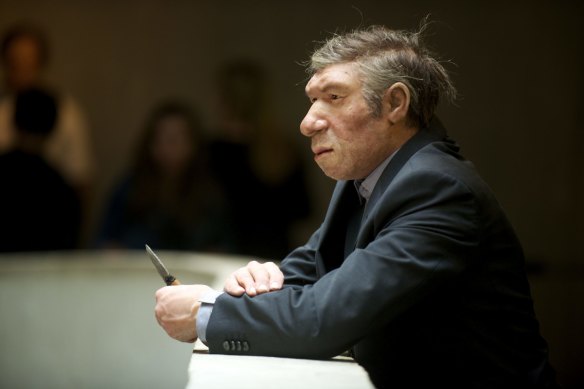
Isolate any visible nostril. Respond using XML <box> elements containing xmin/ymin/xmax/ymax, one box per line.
<box><xmin>315</xmin><ymin>119</ymin><xmax>327</xmax><ymax>130</ymax></box>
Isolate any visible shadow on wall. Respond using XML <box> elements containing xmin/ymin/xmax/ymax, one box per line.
<box><xmin>207</xmin><ymin>59</ymin><xmax>311</xmax><ymax>259</ymax></box>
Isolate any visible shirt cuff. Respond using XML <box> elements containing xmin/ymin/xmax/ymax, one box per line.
<box><xmin>196</xmin><ymin>289</ymin><xmax>223</xmax><ymax>345</ymax></box>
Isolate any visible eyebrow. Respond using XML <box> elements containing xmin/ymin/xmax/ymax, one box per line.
<box><xmin>305</xmin><ymin>81</ymin><xmax>350</xmax><ymax>98</ymax></box>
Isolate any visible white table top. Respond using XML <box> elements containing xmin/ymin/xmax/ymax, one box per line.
<box><xmin>187</xmin><ymin>344</ymin><xmax>374</xmax><ymax>389</ymax></box>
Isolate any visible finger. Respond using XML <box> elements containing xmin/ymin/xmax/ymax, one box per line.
<box><xmin>155</xmin><ymin>286</ymin><xmax>168</xmax><ymax>301</ymax></box>
<box><xmin>154</xmin><ymin>305</ymin><xmax>163</xmax><ymax>326</ymax></box>
<box><xmin>264</xmin><ymin>262</ymin><xmax>284</xmax><ymax>290</ymax></box>
<box><xmin>234</xmin><ymin>267</ymin><xmax>258</xmax><ymax>296</ymax></box>
<box><xmin>224</xmin><ymin>274</ymin><xmax>246</xmax><ymax>296</ymax></box>
<box><xmin>247</xmin><ymin>260</ymin><xmax>271</xmax><ymax>294</ymax></box>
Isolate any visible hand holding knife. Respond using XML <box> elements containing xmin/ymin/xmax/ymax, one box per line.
<box><xmin>146</xmin><ymin>244</ymin><xmax>181</xmax><ymax>286</ymax></box>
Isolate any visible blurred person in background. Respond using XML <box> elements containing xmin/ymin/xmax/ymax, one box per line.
<box><xmin>0</xmin><ymin>23</ymin><xmax>94</xmax><ymax>205</ymax></box>
<box><xmin>95</xmin><ymin>101</ymin><xmax>234</xmax><ymax>252</ymax></box>
<box><xmin>209</xmin><ymin>60</ymin><xmax>311</xmax><ymax>259</ymax></box>
<box><xmin>0</xmin><ymin>87</ymin><xmax>81</xmax><ymax>252</ymax></box>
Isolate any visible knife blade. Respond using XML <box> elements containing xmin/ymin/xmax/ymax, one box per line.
<box><xmin>145</xmin><ymin>244</ymin><xmax>181</xmax><ymax>286</ymax></box>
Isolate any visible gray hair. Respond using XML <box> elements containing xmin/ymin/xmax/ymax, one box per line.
<box><xmin>307</xmin><ymin>23</ymin><xmax>456</xmax><ymax>128</ymax></box>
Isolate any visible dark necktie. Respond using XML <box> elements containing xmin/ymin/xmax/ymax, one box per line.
<box><xmin>344</xmin><ymin>192</ymin><xmax>365</xmax><ymax>259</ymax></box>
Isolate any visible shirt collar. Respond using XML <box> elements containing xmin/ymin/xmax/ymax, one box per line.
<box><xmin>354</xmin><ymin>152</ymin><xmax>397</xmax><ymax>203</ymax></box>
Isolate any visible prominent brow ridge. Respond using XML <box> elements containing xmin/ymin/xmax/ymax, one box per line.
<box><xmin>305</xmin><ymin>82</ymin><xmax>348</xmax><ymax>99</ymax></box>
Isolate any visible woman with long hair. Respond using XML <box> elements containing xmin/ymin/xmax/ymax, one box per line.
<box><xmin>96</xmin><ymin>101</ymin><xmax>234</xmax><ymax>252</ymax></box>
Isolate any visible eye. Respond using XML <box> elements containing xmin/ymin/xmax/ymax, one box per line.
<box><xmin>330</xmin><ymin>94</ymin><xmax>339</xmax><ymax>100</ymax></box>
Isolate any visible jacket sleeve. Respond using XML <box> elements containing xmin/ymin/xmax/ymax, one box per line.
<box><xmin>205</xmin><ymin>169</ymin><xmax>480</xmax><ymax>359</ymax></box>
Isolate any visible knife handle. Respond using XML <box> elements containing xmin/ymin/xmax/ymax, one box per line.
<box><xmin>164</xmin><ymin>276</ymin><xmax>181</xmax><ymax>286</ymax></box>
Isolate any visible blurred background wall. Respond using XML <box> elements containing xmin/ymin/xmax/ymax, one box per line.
<box><xmin>0</xmin><ymin>0</ymin><xmax>582</xmax><ymax>386</ymax></box>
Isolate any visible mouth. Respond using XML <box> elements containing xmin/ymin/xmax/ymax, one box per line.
<box><xmin>313</xmin><ymin>146</ymin><xmax>333</xmax><ymax>159</ymax></box>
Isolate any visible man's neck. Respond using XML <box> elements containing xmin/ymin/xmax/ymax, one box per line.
<box><xmin>355</xmin><ymin>125</ymin><xmax>419</xmax><ymax>202</ymax></box>
<box><xmin>355</xmin><ymin>153</ymin><xmax>393</xmax><ymax>203</ymax></box>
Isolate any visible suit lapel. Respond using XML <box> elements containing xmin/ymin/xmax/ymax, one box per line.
<box><xmin>315</xmin><ymin>180</ymin><xmax>362</xmax><ymax>275</ymax></box>
<box><xmin>359</xmin><ymin>120</ymin><xmax>447</xmax><ymax>245</ymax></box>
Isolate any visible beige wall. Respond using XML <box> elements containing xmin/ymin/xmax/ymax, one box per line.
<box><xmin>1</xmin><ymin>0</ymin><xmax>583</xmax><ymax>386</ymax></box>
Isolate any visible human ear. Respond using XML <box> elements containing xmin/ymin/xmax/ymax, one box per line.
<box><xmin>382</xmin><ymin>82</ymin><xmax>410</xmax><ymax>125</ymax></box>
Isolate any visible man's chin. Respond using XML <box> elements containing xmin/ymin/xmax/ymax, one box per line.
<box><xmin>319</xmin><ymin>166</ymin><xmax>351</xmax><ymax>181</ymax></box>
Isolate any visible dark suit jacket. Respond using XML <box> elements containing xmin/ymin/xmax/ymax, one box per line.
<box><xmin>207</xmin><ymin>123</ymin><xmax>557</xmax><ymax>388</ymax></box>
<box><xmin>0</xmin><ymin>150</ymin><xmax>80</xmax><ymax>252</ymax></box>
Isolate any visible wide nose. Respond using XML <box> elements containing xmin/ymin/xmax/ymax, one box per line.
<box><xmin>300</xmin><ymin>105</ymin><xmax>328</xmax><ymax>137</ymax></box>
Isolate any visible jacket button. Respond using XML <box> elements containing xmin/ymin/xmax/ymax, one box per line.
<box><xmin>242</xmin><ymin>341</ymin><xmax>249</xmax><ymax>352</ymax></box>
<box><xmin>222</xmin><ymin>341</ymin><xmax>230</xmax><ymax>351</ymax></box>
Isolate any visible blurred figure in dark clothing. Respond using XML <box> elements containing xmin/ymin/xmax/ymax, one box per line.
<box><xmin>0</xmin><ymin>88</ymin><xmax>81</xmax><ymax>252</ymax></box>
<box><xmin>209</xmin><ymin>60</ymin><xmax>311</xmax><ymax>259</ymax></box>
<box><xmin>96</xmin><ymin>101</ymin><xmax>234</xmax><ymax>252</ymax></box>
<box><xmin>0</xmin><ymin>24</ymin><xmax>94</xmax><ymax>247</ymax></box>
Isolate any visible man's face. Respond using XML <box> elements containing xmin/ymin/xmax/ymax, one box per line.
<box><xmin>300</xmin><ymin>62</ymin><xmax>394</xmax><ymax>180</ymax></box>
